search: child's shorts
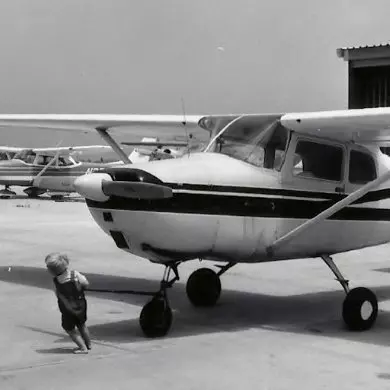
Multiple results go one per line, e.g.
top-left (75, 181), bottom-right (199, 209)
top-left (61, 312), bottom-right (87, 331)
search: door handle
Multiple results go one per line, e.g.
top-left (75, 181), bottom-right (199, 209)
top-left (335, 186), bottom-right (344, 193)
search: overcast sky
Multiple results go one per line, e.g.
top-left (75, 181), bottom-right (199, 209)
top-left (1, 0), bottom-right (390, 146)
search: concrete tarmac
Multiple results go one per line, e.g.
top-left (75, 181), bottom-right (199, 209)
top-left (2, 193), bottom-right (390, 389)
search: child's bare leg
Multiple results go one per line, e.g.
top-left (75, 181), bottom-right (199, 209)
top-left (67, 329), bottom-right (87, 351)
top-left (77, 324), bottom-right (92, 350)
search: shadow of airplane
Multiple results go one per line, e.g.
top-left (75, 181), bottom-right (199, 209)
top-left (2, 265), bottom-right (390, 347)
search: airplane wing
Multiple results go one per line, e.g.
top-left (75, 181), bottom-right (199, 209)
top-left (280, 107), bottom-right (390, 143)
top-left (0, 146), bottom-right (24, 152)
top-left (33, 145), bottom-right (112, 155)
top-left (0, 114), bottom-right (208, 163)
top-left (121, 141), bottom-right (189, 147)
top-left (0, 114), bottom-right (203, 132)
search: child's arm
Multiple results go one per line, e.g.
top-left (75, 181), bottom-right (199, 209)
top-left (74, 271), bottom-right (89, 288)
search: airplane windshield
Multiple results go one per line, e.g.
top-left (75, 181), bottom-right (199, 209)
top-left (207, 115), bottom-right (289, 170)
top-left (13, 149), bottom-right (36, 164)
top-left (0, 151), bottom-right (15, 161)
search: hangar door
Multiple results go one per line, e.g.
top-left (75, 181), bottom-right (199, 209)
top-left (351, 66), bottom-right (390, 108)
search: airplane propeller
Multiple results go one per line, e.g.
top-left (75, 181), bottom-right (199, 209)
top-left (74, 172), bottom-right (173, 202)
top-left (101, 180), bottom-right (172, 200)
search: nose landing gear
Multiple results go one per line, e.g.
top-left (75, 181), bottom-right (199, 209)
top-left (139, 263), bottom-right (179, 338)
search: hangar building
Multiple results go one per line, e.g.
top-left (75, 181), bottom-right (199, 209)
top-left (337, 43), bottom-right (390, 109)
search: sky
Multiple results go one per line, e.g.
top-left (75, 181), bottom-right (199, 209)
top-left (1, 0), bottom-right (390, 146)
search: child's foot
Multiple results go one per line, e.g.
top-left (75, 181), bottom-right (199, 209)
top-left (86, 345), bottom-right (92, 350)
top-left (72, 348), bottom-right (88, 354)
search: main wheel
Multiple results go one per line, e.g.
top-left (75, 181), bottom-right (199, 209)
top-left (342, 287), bottom-right (378, 331)
top-left (186, 268), bottom-right (221, 307)
top-left (139, 297), bottom-right (172, 338)
top-left (24, 187), bottom-right (44, 198)
top-left (27, 192), bottom-right (40, 198)
top-left (50, 195), bottom-right (64, 201)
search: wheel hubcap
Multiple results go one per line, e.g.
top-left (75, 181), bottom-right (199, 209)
top-left (361, 301), bottom-right (373, 320)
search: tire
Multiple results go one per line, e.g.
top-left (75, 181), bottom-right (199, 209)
top-left (342, 287), bottom-right (378, 331)
top-left (51, 195), bottom-right (64, 201)
top-left (186, 268), bottom-right (221, 307)
top-left (139, 298), bottom-right (172, 338)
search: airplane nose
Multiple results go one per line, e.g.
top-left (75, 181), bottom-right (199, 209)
top-left (74, 172), bottom-right (112, 202)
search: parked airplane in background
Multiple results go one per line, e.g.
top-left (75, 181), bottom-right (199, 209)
top-left (0, 145), bottom-right (113, 198)
top-left (2, 109), bottom-right (389, 338)
top-left (0, 137), bottom-right (196, 199)
top-left (125, 136), bottom-right (203, 163)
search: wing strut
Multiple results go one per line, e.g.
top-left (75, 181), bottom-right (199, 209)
top-left (96, 127), bottom-right (131, 164)
top-left (267, 169), bottom-right (390, 257)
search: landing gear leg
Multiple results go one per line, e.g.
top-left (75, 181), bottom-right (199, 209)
top-left (139, 263), bottom-right (180, 338)
top-left (0, 185), bottom-right (16, 199)
top-left (321, 255), bottom-right (378, 331)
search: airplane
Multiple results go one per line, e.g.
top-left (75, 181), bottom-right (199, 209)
top-left (0, 145), bottom-right (113, 199)
top-left (1, 109), bottom-right (390, 338)
top-left (125, 136), bottom-right (204, 163)
top-left (0, 138), bottom-right (194, 199)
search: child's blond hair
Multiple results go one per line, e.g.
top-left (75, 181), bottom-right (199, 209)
top-left (45, 252), bottom-right (69, 276)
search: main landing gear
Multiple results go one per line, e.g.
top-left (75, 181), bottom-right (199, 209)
top-left (321, 255), bottom-right (378, 331)
top-left (186, 262), bottom-right (235, 307)
top-left (0, 186), bottom-right (16, 199)
top-left (23, 187), bottom-right (46, 198)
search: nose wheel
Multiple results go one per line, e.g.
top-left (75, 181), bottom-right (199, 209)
top-left (321, 255), bottom-right (378, 331)
top-left (139, 263), bottom-right (179, 338)
top-left (139, 295), bottom-right (173, 337)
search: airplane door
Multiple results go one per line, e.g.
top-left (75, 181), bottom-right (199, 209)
top-left (272, 135), bottom-right (349, 256)
top-left (344, 146), bottom-right (378, 194)
top-left (283, 136), bottom-right (347, 195)
top-left (339, 146), bottom-right (381, 249)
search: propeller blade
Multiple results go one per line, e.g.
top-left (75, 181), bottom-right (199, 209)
top-left (102, 180), bottom-right (172, 200)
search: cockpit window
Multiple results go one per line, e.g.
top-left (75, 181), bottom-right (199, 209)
top-left (36, 155), bottom-right (53, 166)
top-left (293, 140), bottom-right (343, 182)
top-left (57, 156), bottom-right (74, 166)
top-left (14, 149), bottom-right (36, 164)
top-left (349, 150), bottom-right (377, 184)
top-left (207, 115), bottom-right (289, 170)
top-left (0, 152), bottom-right (9, 161)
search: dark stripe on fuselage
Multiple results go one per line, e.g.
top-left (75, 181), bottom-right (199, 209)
top-left (167, 183), bottom-right (390, 205)
top-left (85, 185), bottom-right (390, 221)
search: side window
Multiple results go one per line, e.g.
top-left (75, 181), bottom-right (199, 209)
top-left (349, 150), bottom-right (377, 184)
top-left (36, 155), bottom-right (53, 166)
top-left (293, 140), bottom-right (343, 181)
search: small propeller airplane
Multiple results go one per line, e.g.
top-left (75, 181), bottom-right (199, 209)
top-left (0, 138), bottom-right (193, 199)
top-left (125, 137), bottom-right (194, 163)
top-left (1, 108), bottom-right (390, 337)
top-left (0, 145), bottom-right (116, 199)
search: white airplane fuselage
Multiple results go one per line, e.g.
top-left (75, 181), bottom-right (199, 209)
top-left (80, 152), bottom-right (390, 264)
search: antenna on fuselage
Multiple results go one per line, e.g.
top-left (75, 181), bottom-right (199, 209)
top-left (181, 97), bottom-right (191, 158)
